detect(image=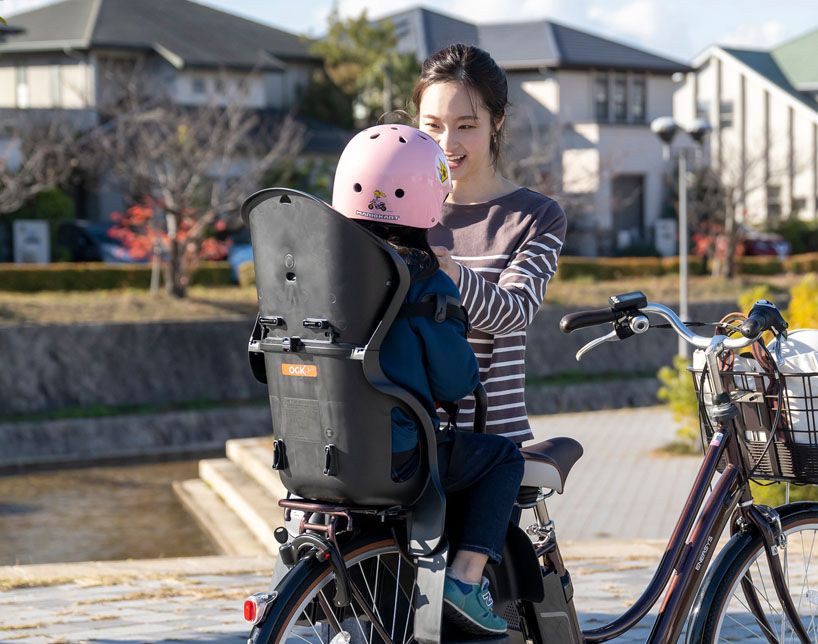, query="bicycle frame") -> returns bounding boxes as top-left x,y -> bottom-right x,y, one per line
576,342 -> 810,644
